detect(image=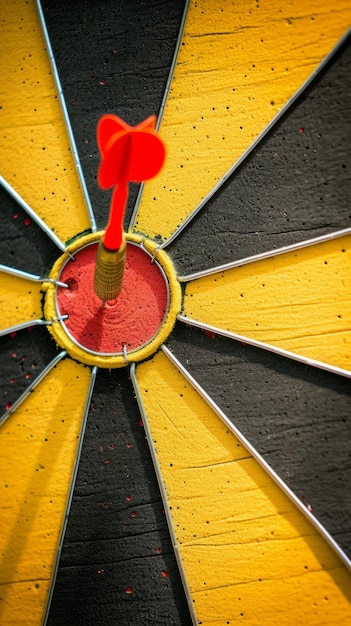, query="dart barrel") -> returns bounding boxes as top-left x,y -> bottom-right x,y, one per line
94,236 -> 127,301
